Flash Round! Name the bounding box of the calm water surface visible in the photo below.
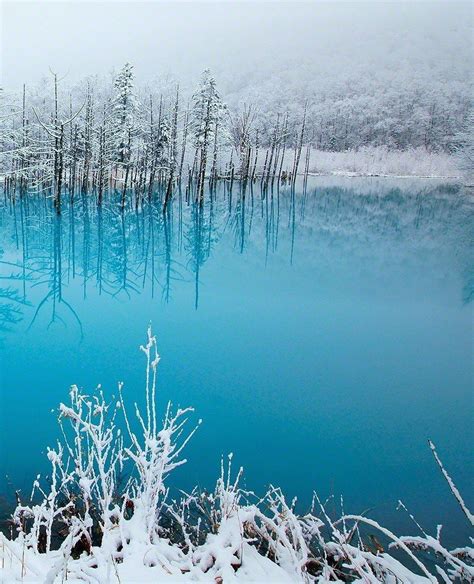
[0,178,472,545]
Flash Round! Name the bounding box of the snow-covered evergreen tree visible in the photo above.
[110,63,137,164]
[190,69,228,198]
[190,70,226,146]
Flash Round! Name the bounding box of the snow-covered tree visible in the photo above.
[190,69,228,200]
[110,63,137,164]
[455,109,474,184]
[1,57,470,202]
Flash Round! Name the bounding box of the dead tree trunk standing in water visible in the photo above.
[55,123,64,213]
[70,122,79,201]
[261,150,269,185]
[52,72,61,213]
[197,95,212,205]
[210,120,219,189]
[31,72,85,214]
[147,95,159,200]
[179,106,189,183]
[121,128,132,211]
[292,102,307,185]
[81,85,94,194]
[303,142,311,190]
[96,103,109,207]
[264,114,280,187]
[251,129,259,182]
[278,113,289,182]
[164,85,179,213]
[97,123,106,206]
[19,84,28,195]
[243,144,252,185]
[68,95,74,195]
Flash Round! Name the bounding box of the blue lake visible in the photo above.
[0,178,472,546]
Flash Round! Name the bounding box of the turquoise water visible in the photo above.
[0,179,472,545]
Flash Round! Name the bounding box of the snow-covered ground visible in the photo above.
[0,329,472,583]
[302,147,459,179]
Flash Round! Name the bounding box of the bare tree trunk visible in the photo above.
[97,124,105,206]
[210,121,219,188]
[121,129,132,211]
[82,85,94,193]
[292,102,307,184]
[251,129,259,181]
[179,107,189,182]
[55,124,64,214]
[261,150,269,184]
[197,95,212,205]
[278,113,289,182]
[20,84,27,194]
[164,85,179,212]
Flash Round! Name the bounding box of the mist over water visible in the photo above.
[0,178,472,546]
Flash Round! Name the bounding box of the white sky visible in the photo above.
[1,1,472,90]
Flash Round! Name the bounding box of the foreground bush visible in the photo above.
[0,328,472,582]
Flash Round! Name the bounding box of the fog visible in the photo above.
[1,1,471,91]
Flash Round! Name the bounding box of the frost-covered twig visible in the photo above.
[429,439,474,526]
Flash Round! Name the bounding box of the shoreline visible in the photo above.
[307,171,462,180]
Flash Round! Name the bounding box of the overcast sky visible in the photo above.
[1,1,471,90]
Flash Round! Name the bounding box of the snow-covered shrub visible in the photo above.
[0,328,472,582]
[454,110,474,185]
[304,146,459,178]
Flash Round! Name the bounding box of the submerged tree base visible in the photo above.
[0,329,472,583]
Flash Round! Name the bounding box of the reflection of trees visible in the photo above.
[231,191,249,255]
[0,199,85,338]
[141,203,159,298]
[0,180,471,338]
[162,210,173,303]
[28,214,83,337]
[0,286,30,333]
[185,200,217,309]
[101,208,141,299]
[0,201,35,333]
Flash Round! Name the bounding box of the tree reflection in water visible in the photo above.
[0,179,471,338]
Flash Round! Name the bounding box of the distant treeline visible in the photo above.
[0,64,471,212]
